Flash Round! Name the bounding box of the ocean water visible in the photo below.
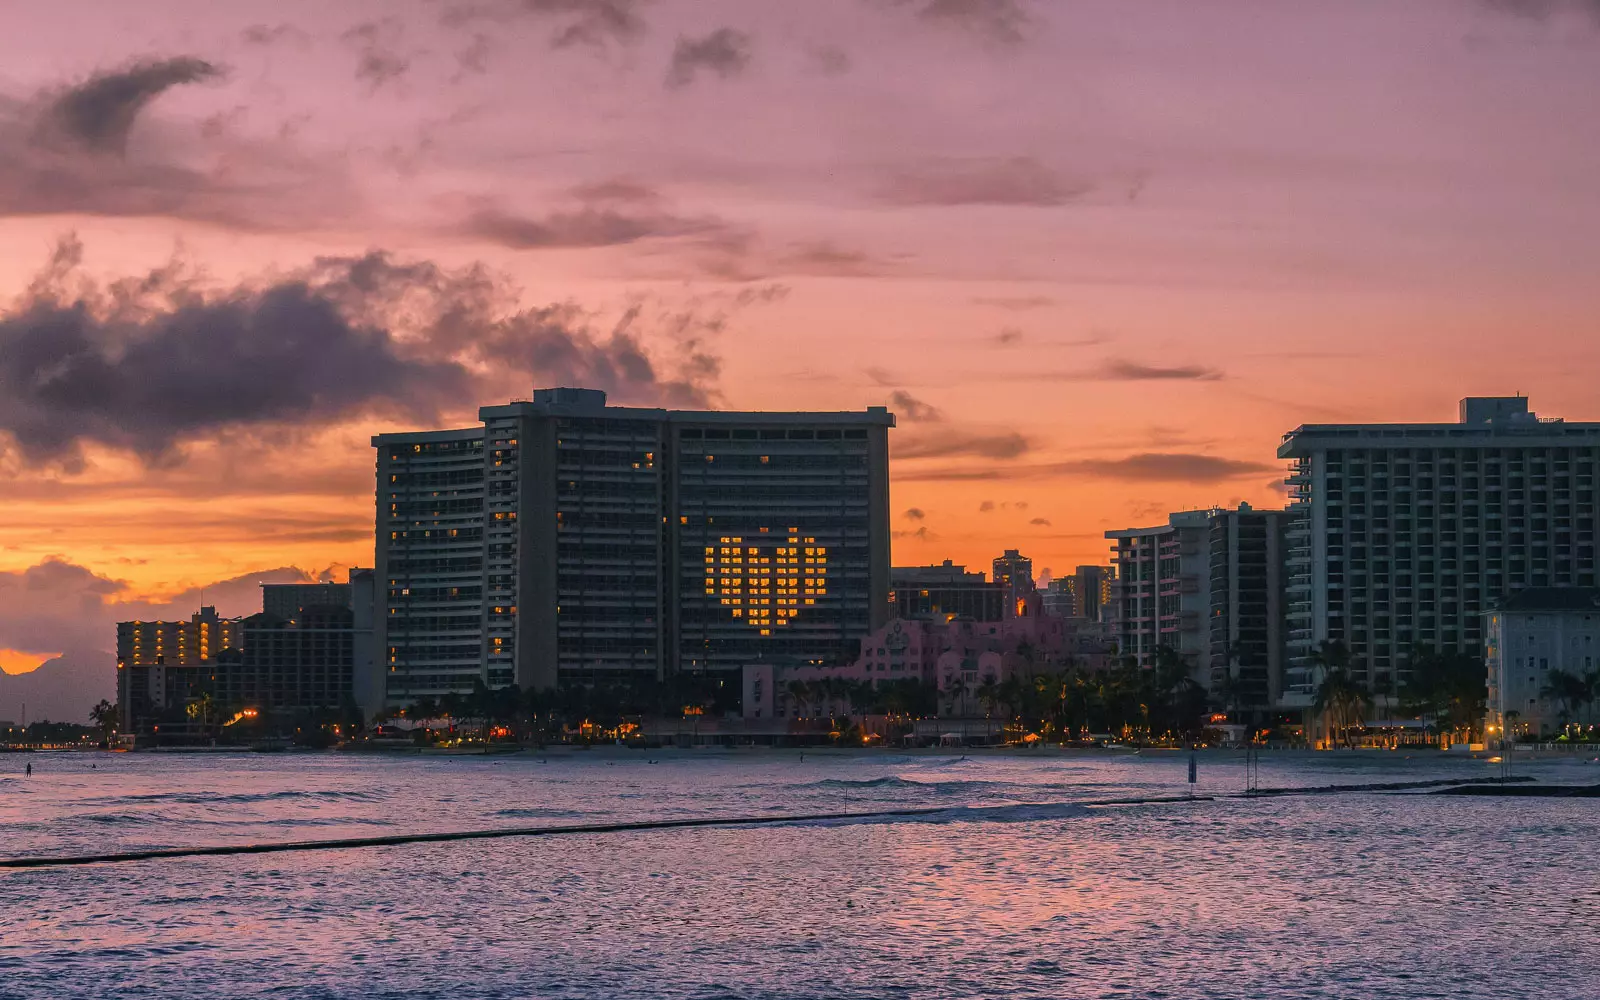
[2,749,1598,999]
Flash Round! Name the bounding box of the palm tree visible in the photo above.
[1540,670,1588,736]
[89,699,119,743]
[976,676,1000,719]
[184,692,215,736]
[945,675,971,718]
[787,680,810,719]
[1314,669,1369,748]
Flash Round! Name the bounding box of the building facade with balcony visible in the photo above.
[1278,396,1600,707]
[1107,512,1211,675]
[375,388,894,704]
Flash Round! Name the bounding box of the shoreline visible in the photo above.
[15,742,1597,761]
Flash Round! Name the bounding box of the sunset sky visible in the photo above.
[5,0,1600,674]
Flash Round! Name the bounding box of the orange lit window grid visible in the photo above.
[705,531,826,629]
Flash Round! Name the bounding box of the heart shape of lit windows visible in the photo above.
[703,529,828,633]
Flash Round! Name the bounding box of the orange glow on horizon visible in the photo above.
[0,649,59,676]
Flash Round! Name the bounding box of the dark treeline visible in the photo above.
[1309,641,1489,745]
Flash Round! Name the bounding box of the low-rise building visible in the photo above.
[1485,587,1600,739]
[741,596,1109,720]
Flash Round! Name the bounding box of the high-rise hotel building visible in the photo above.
[1278,396,1600,706]
[374,388,894,702]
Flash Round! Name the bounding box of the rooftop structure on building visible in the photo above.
[1278,395,1600,706]
[374,388,894,704]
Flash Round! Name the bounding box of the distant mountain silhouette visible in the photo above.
[0,651,114,725]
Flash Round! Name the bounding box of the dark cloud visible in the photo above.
[0,241,722,467]
[1035,359,1225,382]
[891,526,934,541]
[1099,360,1223,381]
[1058,453,1274,482]
[881,157,1085,207]
[666,28,753,88]
[460,179,750,254]
[36,57,222,154]
[1029,517,1051,526]
[900,452,1272,483]
[241,24,311,47]
[780,241,880,276]
[979,500,995,512]
[454,34,493,77]
[570,177,661,203]
[888,390,943,423]
[878,0,1034,44]
[342,19,413,90]
[993,327,1023,345]
[903,507,926,520]
[460,202,747,251]
[897,431,1030,460]
[808,44,853,76]
[0,241,469,467]
[441,0,651,49]
[1480,0,1600,21]
[973,295,1053,311]
[0,58,351,230]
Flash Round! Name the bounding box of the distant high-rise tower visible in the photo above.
[374,388,894,703]
[991,549,1035,617]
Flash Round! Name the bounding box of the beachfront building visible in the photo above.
[1279,396,1600,708]
[375,387,894,705]
[1484,587,1600,739]
[116,607,239,740]
[740,597,1109,720]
